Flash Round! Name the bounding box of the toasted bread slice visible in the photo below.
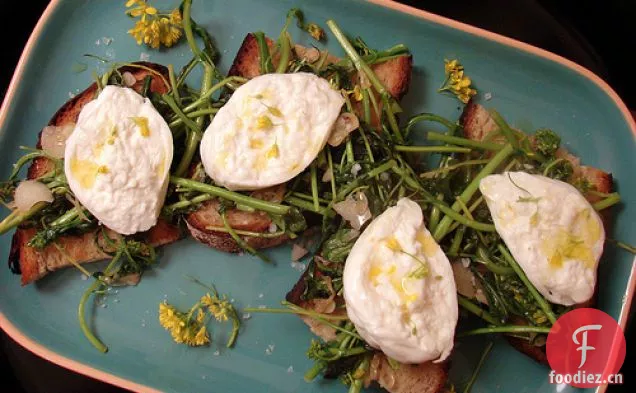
[187,33,413,253]
[459,101,613,200]
[185,184,289,252]
[459,100,612,364]
[285,262,448,393]
[9,63,182,285]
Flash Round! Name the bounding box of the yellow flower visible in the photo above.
[384,236,402,252]
[444,59,459,74]
[158,285,241,349]
[126,0,157,18]
[196,308,206,324]
[457,87,477,104]
[169,9,182,25]
[267,106,283,118]
[255,115,274,130]
[159,302,210,346]
[200,293,230,322]
[159,18,182,47]
[352,85,363,101]
[439,59,477,104]
[189,325,210,346]
[307,23,325,41]
[159,303,184,331]
[266,143,279,159]
[126,1,183,49]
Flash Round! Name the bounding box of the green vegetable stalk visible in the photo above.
[432,144,514,241]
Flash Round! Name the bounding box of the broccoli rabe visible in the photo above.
[542,158,574,181]
[534,128,561,157]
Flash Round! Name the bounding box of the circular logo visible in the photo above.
[546,308,626,388]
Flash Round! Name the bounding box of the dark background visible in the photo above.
[0,1,633,392]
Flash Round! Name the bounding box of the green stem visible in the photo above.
[349,356,370,393]
[246,302,359,340]
[395,145,471,153]
[165,194,214,212]
[304,361,327,382]
[310,163,320,212]
[428,194,443,232]
[283,301,361,339]
[168,64,181,105]
[242,307,349,320]
[427,131,504,151]
[383,94,404,143]
[182,0,202,59]
[420,159,490,178]
[476,247,514,276]
[458,295,499,325]
[77,249,123,352]
[362,88,371,125]
[227,308,241,348]
[176,57,200,87]
[291,192,330,204]
[490,110,519,149]
[345,138,354,163]
[327,148,337,203]
[221,212,271,263]
[404,113,457,139]
[359,127,375,163]
[170,177,290,215]
[50,207,86,227]
[285,196,327,216]
[607,238,636,254]
[335,44,410,68]
[163,94,201,133]
[429,200,496,232]
[78,280,108,353]
[498,245,556,324]
[449,225,466,255]
[462,342,494,393]
[0,201,49,235]
[253,31,274,74]
[275,32,291,73]
[168,108,219,128]
[326,20,389,98]
[593,193,620,211]
[203,226,287,238]
[337,160,397,200]
[182,76,247,113]
[174,131,201,178]
[433,144,514,241]
[458,325,551,338]
[141,75,152,97]
[9,151,45,180]
[367,89,381,124]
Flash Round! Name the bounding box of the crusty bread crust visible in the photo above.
[285,262,448,393]
[9,62,182,285]
[185,185,288,253]
[188,33,413,252]
[460,101,613,199]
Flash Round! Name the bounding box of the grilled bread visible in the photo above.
[9,63,182,285]
[458,100,612,363]
[286,262,449,393]
[186,33,413,253]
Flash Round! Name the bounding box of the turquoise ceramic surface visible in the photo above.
[0,1,634,392]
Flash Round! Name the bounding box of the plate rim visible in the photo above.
[0,1,634,392]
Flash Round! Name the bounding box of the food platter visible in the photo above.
[0,1,634,392]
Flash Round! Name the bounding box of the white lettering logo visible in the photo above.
[572,324,602,368]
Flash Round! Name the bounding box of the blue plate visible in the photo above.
[1,1,634,392]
